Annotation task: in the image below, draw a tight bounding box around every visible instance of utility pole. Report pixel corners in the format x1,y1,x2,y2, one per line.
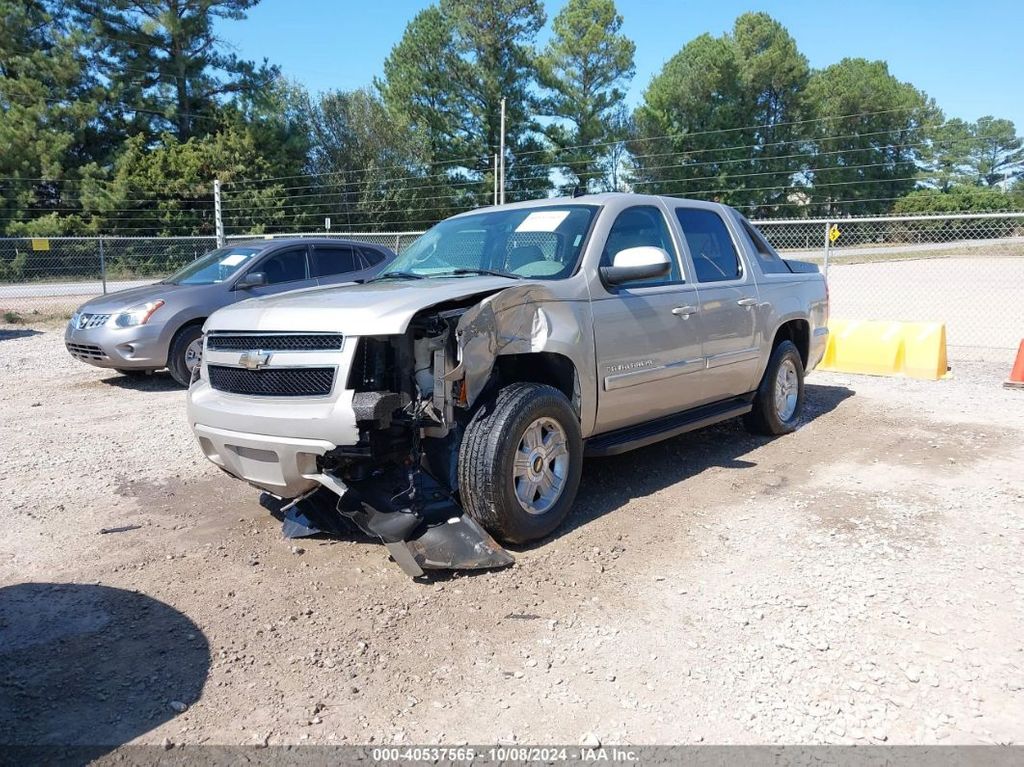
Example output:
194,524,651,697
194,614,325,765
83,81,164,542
499,97,506,205
213,179,225,248
493,154,499,205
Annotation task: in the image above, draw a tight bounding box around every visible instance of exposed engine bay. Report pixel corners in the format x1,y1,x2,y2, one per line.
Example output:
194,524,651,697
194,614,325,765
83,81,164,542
281,299,514,577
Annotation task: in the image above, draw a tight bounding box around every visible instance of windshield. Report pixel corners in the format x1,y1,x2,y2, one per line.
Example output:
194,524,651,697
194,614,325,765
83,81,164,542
165,246,263,285
383,205,598,280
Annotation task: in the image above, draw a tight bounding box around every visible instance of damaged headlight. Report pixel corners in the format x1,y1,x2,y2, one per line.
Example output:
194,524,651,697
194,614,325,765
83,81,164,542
109,299,165,328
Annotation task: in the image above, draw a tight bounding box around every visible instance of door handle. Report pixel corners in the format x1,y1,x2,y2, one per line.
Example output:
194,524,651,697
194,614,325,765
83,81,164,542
672,305,699,317
737,297,758,307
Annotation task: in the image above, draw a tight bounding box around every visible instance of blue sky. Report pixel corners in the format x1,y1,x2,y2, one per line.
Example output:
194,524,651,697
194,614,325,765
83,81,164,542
218,0,1024,129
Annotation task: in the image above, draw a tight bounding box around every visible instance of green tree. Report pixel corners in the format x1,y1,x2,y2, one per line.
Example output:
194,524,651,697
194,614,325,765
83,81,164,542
0,0,102,233
73,0,277,143
631,13,807,214
536,0,635,193
803,58,937,215
379,6,470,165
920,118,974,191
732,12,809,213
443,0,548,201
382,0,548,204
632,33,748,201
295,88,448,231
893,184,1022,214
969,116,1024,187
72,128,287,238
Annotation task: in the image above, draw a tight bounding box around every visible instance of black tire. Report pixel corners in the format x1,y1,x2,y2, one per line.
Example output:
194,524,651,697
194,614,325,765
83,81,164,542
167,324,204,387
458,383,583,544
743,339,805,436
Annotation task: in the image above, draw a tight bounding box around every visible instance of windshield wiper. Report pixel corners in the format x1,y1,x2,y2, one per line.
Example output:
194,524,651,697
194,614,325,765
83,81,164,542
445,268,522,279
372,271,426,281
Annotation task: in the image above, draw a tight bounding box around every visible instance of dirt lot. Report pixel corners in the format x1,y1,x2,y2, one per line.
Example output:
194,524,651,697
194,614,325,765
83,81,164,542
1,325,1023,749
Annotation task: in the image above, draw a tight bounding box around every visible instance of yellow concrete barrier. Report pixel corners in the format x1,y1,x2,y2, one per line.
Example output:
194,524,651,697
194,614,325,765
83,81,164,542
819,319,949,380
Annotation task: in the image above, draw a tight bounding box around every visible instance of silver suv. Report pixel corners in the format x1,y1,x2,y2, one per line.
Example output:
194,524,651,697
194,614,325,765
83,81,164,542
65,238,394,385
187,195,828,575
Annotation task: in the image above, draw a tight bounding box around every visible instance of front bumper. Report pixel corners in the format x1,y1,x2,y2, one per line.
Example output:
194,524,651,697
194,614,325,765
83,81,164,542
187,338,363,497
193,423,335,497
64,320,168,370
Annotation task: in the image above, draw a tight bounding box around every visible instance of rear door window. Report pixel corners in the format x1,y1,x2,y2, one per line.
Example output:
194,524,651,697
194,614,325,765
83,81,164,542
674,208,742,283
313,245,359,277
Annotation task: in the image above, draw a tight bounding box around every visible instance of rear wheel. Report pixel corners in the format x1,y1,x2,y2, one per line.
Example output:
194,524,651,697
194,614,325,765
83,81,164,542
743,339,805,436
458,383,583,544
167,324,204,387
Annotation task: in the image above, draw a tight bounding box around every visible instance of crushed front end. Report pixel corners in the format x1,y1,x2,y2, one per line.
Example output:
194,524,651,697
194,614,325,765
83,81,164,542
187,307,513,577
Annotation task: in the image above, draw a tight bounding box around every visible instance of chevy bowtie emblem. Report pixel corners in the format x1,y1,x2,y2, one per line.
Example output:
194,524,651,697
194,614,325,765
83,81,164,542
239,350,272,370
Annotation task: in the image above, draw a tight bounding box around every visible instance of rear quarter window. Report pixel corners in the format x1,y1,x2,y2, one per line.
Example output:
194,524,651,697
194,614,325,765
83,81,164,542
740,218,792,274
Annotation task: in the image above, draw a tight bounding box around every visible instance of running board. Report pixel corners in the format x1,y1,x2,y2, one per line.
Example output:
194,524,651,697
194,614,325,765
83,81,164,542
584,396,753,457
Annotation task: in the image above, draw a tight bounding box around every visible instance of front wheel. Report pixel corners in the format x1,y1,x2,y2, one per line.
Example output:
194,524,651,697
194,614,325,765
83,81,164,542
458,383,583,544
743,339,805,435
167,324,204,387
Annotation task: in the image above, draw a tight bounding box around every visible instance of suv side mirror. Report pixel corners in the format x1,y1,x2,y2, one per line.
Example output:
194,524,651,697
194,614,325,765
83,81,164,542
600,246,672,286
235,271,267,289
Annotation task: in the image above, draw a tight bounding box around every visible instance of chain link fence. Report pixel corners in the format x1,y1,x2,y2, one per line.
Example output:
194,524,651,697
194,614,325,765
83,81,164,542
2,215,1021,359
756,213,1024,356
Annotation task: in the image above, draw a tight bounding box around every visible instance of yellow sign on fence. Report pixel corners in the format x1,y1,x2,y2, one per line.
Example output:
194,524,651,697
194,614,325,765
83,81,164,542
30,238,50,251
828,224,841,244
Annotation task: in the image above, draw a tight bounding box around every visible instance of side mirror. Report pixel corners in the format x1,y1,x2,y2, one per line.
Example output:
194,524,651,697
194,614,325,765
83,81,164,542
600,246,672,286
235,271,267,289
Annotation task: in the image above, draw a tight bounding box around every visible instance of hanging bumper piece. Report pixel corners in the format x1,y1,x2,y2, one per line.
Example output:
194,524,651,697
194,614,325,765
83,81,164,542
274,468,514,577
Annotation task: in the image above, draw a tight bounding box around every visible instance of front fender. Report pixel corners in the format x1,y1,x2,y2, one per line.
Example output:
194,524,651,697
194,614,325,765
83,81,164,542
454,284,597,436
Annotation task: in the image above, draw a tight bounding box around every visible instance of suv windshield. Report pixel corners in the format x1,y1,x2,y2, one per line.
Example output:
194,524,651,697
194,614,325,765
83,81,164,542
383,205,598,280
165,246,262,285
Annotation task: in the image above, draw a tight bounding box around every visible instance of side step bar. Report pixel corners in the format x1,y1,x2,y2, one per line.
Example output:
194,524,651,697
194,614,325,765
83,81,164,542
584,395,754,457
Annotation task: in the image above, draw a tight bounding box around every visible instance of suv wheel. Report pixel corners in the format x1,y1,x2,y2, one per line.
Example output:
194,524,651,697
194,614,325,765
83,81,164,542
168,324,204,387
743,339,805,436
458,383,583,544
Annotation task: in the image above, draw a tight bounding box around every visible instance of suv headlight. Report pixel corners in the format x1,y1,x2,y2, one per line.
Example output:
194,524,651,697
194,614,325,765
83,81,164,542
110,299,165,328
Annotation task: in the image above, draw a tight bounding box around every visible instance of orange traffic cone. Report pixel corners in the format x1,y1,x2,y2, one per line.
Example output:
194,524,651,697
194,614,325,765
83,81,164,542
1006,340,1024,389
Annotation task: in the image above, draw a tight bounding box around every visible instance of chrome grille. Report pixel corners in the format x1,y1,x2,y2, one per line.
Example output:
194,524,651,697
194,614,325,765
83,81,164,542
66,342,108,361
206,333,344,352
76,313,111,330
208,365,335,397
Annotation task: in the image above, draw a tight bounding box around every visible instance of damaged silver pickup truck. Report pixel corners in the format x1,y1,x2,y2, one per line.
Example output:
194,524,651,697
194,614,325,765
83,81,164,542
187,194,828,576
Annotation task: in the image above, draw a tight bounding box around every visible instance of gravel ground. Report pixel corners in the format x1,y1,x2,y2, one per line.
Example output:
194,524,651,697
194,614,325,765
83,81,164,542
1,325,1022,749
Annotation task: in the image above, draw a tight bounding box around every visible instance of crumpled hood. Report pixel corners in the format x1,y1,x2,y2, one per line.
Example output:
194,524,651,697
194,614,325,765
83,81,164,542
205,276,525,335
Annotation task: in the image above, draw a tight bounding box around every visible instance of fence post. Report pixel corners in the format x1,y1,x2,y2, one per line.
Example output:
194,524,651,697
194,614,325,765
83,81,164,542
395,233,401,253
823,220,832,279
99,235,107,295
213,179,225,248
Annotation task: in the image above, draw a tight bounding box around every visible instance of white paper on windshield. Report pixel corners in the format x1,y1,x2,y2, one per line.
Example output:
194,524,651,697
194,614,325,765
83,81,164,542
515,210,569,232
220,254,246,267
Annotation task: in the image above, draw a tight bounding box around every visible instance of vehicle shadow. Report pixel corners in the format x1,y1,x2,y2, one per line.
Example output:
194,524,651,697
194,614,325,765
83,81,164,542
0,582,210,757
0,329,43,341
99,371,183,393
523,382,855,547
